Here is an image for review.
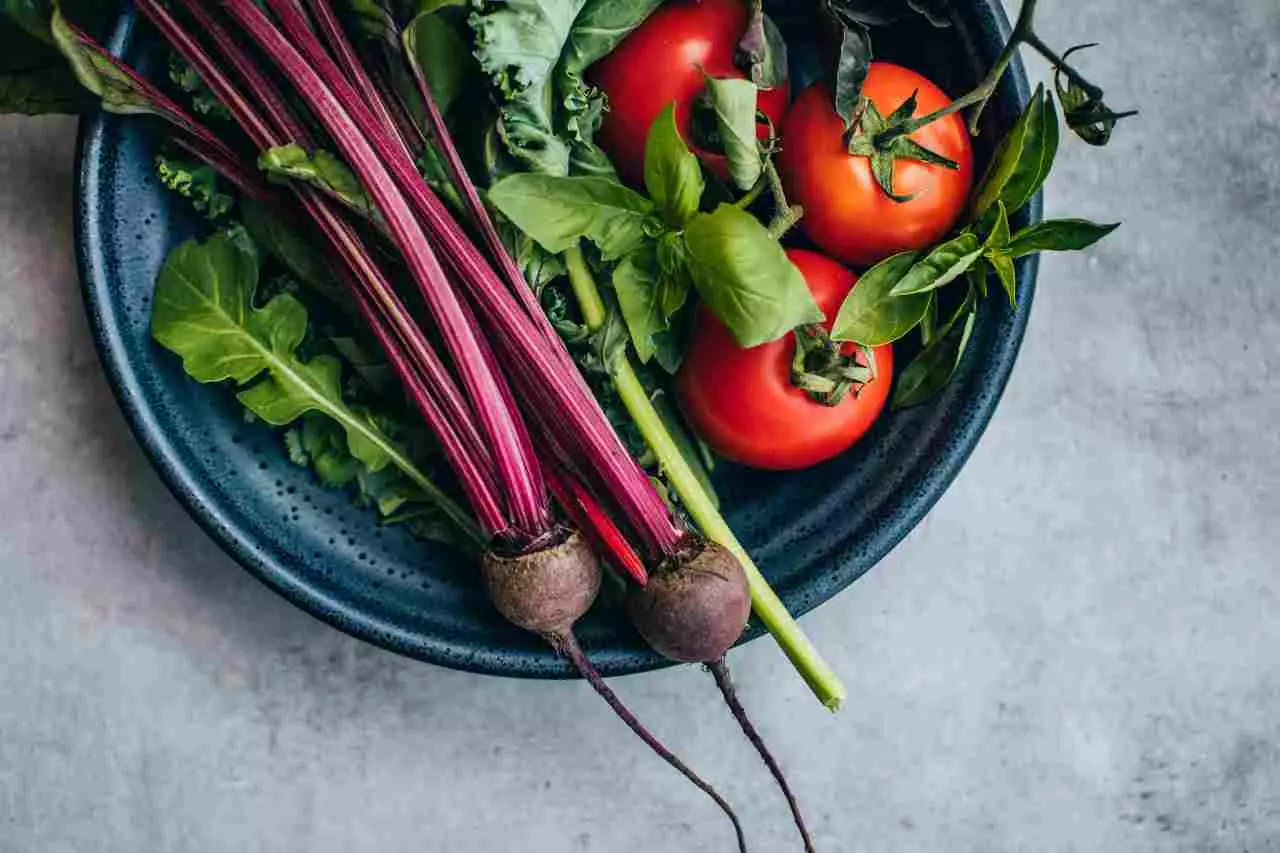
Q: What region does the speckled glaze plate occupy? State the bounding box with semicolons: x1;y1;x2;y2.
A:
75;2;1039;678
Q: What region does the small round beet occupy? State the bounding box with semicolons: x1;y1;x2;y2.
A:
627;539;751;663
481;531;601;638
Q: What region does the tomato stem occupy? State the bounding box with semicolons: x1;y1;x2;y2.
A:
564;244;848;711
874;0;1126;142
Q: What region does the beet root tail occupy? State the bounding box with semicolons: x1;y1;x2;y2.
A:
555;633;748;853
709;658;816;853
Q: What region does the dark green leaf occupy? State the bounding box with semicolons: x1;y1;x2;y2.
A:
831;251;930;346
240;200;347;308
735;1;787;90
1007;218;1120;258
557;0;662;75
402;9;471;117
470;0;582;176
168;55;228;120
983;200;1011;252
488;173;654;260
643;102;703;228
893;296;976;409
973;85;1057;218
890;232;983;296
702;75;762;191
612;242;691;364
833;21;872;126
829;0;951;27
990;252;1016;308
682;204;822;347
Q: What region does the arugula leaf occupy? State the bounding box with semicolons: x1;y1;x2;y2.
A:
150;233;478;543
488;173;654;260
644;103;703;228
683;204;822;347
702;75;762;192
830;251;930;346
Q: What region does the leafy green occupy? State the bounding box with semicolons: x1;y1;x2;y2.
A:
402;9;472;117
831;251;930;346
889;232;983;296
240;200;349;309
702;75;762;191
892;285;977;409
150;233;478;543
168;54;228;120
643;103;703;229
613;240;689;365
488;173;654;260
683;204;822;347
973;84;1058;218
48;7;159;117
470;0;585;176
1007;219;1119;258
156;155;235;221
735;0;787;90
259;144;376;221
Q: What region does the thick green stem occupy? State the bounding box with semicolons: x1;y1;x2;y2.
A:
564;245;847;710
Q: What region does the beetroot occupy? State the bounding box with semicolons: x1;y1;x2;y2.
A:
481;531;601;638
627;539;752;663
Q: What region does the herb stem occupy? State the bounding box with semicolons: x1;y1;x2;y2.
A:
564;246;847;710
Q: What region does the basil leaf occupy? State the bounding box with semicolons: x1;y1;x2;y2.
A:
973;84;1058;218
613;242;690;364
402;10;471;117
831;251;930;346
890;232;983;296
893;298;976;409
1007;219;1120;258
984;201;1011;252
683;205;822;347
488;174;654;260
990;253;1016;308
644;102;703;228
703;75;762;191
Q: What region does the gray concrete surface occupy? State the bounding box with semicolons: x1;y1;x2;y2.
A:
2;2;1278;851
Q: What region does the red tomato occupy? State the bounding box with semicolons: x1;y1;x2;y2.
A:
780;63;974;268
676;249;894;471
590;0;790;187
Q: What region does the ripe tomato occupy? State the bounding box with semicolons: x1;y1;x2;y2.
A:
780;63;974;268
590;0;790;187
676;249;894;471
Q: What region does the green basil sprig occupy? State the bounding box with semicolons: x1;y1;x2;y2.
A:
489;103;820;359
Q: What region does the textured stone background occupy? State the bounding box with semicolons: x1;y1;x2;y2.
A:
2;2;1278;851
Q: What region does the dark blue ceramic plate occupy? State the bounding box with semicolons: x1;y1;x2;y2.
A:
76;2;1039;678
